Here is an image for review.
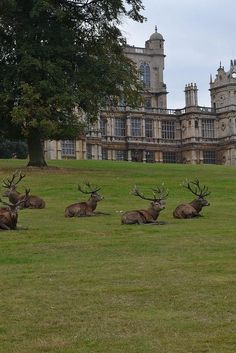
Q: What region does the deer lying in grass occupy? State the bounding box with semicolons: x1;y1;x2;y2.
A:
2;170;45;209
0;190;30;230
65;182;104;217
173;179;210;219
121;185;168;224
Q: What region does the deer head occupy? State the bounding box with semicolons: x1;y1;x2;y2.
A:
182;178;210;207
2;170;26;197
78;181;103;202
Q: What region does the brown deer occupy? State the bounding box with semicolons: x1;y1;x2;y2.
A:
2;170;45;209
0;189;30;230
173;179;210;219
121;185;168;224
65;182;104;217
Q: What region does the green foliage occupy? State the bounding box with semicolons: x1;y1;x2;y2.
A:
0;0;145;143
0;159;235;353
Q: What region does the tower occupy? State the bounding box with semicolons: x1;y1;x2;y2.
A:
124;26;167;109
210;60;236;109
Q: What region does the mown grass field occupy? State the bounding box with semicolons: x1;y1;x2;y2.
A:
0;159;235;353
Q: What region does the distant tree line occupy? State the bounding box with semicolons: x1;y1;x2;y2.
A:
0;139;28;159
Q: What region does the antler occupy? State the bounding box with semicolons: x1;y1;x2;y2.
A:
182;178;210;197
132;185;158;201
2;170;26;189
78;181;101;194
151;184;169;200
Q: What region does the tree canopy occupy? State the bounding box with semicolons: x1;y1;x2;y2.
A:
0;0;145;166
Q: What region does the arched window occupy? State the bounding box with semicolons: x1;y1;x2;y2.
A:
139;63;150;88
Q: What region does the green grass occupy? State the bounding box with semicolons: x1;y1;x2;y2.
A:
0;159;235;353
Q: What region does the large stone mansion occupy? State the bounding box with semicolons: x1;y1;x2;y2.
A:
45;27;236;165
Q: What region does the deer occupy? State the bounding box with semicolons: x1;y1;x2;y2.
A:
121;184;168;224
2;170;45;209
65;182;104;217
0;189;30;230
173;178;210;219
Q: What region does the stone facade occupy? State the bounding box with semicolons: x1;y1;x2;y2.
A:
45;28;236;165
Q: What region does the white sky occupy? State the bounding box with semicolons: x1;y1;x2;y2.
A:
121;0;236;108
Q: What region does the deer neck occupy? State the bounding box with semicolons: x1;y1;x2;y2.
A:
87;197;97;211
190;199;202;212
9;190;21;204
147;206;159;220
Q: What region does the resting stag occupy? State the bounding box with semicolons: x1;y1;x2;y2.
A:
121;184;168;224
2;170;45;209
0;190;30;230
65;182;103;217
173;179;210;219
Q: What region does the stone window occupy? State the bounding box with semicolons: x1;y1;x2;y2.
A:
100;118;107;136
163;151;176;163
145;119;153;137
86;144;92;159
61;140;76;158
203;150;216;164
144;98;152;110
101;148;108;160
131;118;141;137
161;120;175;139
131;150;143;162
114;118;126;136
146;151;155;163
139;63;150;88
115;150;127;161
202;119;214;138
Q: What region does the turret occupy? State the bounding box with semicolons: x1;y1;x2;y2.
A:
210;60;236;108
145;25;164;53
184;83;198;107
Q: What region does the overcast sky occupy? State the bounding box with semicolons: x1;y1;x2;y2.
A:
121;0;236;108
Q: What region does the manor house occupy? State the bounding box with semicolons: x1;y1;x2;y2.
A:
45;28;236;165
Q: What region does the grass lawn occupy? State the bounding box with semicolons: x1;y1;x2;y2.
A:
0;159;235;353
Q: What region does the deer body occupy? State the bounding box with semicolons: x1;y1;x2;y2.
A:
173;179;210;219
121;202;165;224
0;206;18;230
4;189;45;209
65;183;103;217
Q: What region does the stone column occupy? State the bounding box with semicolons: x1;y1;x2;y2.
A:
126;117;131;136
127;150;132;162
141;118;145;138
191;150;197;164
142;150;146;163
199;150;204;164
108;149;113;161
57;140;62;160
157;121;162;139
153;120;158;138
97;145;102;160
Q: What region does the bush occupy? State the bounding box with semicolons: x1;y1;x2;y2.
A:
0;139;28;159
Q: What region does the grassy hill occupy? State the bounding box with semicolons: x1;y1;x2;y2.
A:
0;159;235;353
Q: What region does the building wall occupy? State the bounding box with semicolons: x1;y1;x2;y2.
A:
45;29;236;166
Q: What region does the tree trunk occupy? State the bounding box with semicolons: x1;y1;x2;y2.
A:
27;130;47;167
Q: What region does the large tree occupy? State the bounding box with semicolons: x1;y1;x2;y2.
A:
0;0;145;167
